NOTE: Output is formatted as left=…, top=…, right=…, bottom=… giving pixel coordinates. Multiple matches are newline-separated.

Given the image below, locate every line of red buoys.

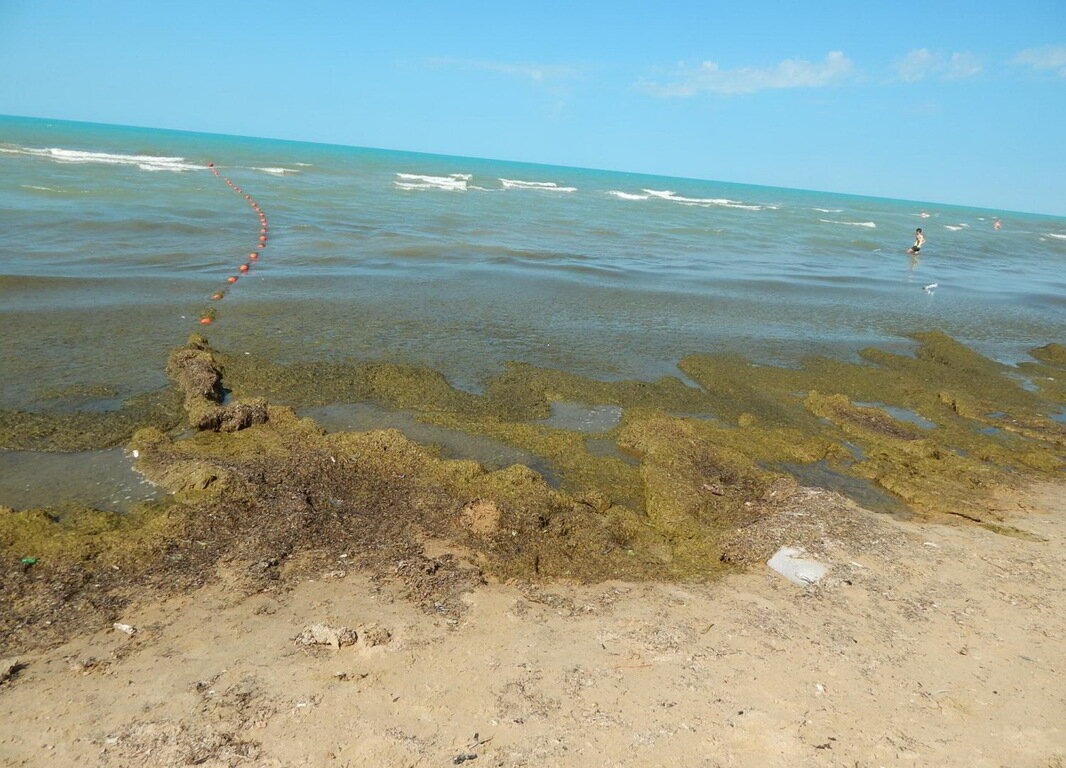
left=199, top=162, right=269, bottom=324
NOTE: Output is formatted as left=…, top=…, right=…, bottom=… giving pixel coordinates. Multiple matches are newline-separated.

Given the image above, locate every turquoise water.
left=2, top=114, right=1065, bottom=415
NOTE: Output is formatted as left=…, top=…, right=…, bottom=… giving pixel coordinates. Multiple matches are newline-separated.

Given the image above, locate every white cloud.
left=894, top=49, right=938, bottom=82
left=637, top=51, right=854, bottom=97
left=1013, top=45, right=1066, bottom=76
left=947, top=52, right=982, bottom=79
left=893, top=49, right=982, bottom=82
left=428, top=57, right=578, bottom=84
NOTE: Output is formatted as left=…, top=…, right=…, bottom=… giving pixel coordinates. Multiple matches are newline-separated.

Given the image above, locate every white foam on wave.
left=1047, top=233, right=1066, bottom=240
left=0, top=144, right=200, bottom=172
left=642, top=188, right=768, bottom=210
left=292, top=162, right=313, bottom=167
left=607, top=190, right=650, bottom=200
left=21, top=184, right=60, bottom=192
left=499, top=178, right=577, bottom=192
left=813, top=207, right=842, bottom=213
left=394, top=173, right=468, bottom=191
left=944, top=225, right=965, bottom=231
left=252, top=166, right=300, bottom=175
left=819, top=219, right=877, bottom=228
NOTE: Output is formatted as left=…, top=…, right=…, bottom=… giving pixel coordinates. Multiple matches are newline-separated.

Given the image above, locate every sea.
left=1, top=115, right=1064, bottom=506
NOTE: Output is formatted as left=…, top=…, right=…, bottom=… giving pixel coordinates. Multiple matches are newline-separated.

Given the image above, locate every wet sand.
left=1, top=483, right=1063, bottom=767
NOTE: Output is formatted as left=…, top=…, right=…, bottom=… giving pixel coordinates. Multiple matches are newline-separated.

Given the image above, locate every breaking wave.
left=0, top=144, right=201, bottom=172
left=819, top=219, right=877, bottom=228
left=394, top=173, right=469, bottom=191
left=499, top=178, right=577, bottom=192
left=641, top=189, right=769, bottom=210
left=252, top=167, right=300, bottom=175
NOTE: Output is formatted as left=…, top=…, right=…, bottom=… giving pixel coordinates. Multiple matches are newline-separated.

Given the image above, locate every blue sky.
left=1, top=0, right=1063, bottom=214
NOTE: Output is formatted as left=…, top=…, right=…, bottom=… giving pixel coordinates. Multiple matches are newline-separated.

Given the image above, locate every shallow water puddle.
left=535, top=402, right=622, bottom=432
left=0, top=448, right=159, bottom=512
left=775, top=460, right=912, bottom=518
left=853, top=402, right=937, bottom=429
left=584, top=437, right=640, bottom=466
left=299, top=402, right=560, bottom=484
left=842, top=441, right=867, bottom=460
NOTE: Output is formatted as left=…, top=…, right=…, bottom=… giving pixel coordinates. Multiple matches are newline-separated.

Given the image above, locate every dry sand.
left=1, top=483, right=1063, bottom=767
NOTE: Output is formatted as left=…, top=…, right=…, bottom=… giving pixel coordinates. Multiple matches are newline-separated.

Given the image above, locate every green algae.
left=0, top=387, right=184, bottom=452
left=3, top=331, right=1065, bottom=586
left=213, top=330, right=1064, bottom=523
left=3, top=331, right=1064, bottom=651
left=0, top=500, right=187, bottom=569
left=1029, top=343, right=1066, bottom=368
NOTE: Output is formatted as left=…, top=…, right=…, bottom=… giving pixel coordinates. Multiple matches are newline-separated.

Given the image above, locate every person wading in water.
left=907, top=228, right=925, bottom=255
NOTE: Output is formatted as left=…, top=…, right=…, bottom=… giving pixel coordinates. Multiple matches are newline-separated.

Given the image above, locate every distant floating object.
left=924, top=283, right=938, bottom=293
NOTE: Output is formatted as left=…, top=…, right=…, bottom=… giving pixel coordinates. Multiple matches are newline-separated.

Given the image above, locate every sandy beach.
left=4, top=7, right=1066, bottom=767
left=2, top=479, right=1063, bottom=767
left=2, top=331, right=1065, bottom=766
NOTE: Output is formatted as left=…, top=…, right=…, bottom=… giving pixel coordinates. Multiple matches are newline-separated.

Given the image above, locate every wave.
left=292, top=162, right=313, bottom=167
left=394, top=173, right=468, bottom=191
left=1047, top=233, right=1066, bottom=240
left=813, top=207, right=842, bottom=213
left=0, top=144, right=200, bottom=172
left=607, top=190, right=650, bottom=200
left=944, top=225, right=965, bottom=231
left=499, top=178, right=577, bottom=192
left=252, top=166, right=299, bottom=175
left=819, top=219, right=877, bottom=228
left=20, top=184, right=61, bottom=192
left=641, top=189, right=768, bottom=210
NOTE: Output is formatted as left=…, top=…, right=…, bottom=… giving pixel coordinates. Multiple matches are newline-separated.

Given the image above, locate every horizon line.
left=2, top=111, right=1062, bottom=220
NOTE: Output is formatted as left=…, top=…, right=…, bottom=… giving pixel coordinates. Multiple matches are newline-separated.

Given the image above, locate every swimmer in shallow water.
left=993, top=218, right=1002, bottom=230
left=907, top=228, right=925, bottom=255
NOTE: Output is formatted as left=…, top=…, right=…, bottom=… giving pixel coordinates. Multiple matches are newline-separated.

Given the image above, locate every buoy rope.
left=198, top=162, right=269, bottom=324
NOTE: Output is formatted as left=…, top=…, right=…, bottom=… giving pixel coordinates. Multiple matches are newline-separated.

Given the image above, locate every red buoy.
left=256, top=243, right=265, bottom=249
left=239, top=264, right=249, bottom=272
left=259, top=235, right=267, bottom=242
left=227, top=276, right=238, bottom=283
left=200, top=317, right=213, bottom=324
left=211, top=292, right=224, bottom=300
left=249, top=253, right=259, bottom=260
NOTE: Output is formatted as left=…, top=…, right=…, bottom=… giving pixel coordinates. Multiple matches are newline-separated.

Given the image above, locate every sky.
left=0, top=0, right=1064, bottom=214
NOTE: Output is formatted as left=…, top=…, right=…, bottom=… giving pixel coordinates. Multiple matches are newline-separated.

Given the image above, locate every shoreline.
left=0, top=332, right=1063, bottom=765
left=1, top=481, right=1063, bottom=766
left=2, top=332, right=1064, bottom=651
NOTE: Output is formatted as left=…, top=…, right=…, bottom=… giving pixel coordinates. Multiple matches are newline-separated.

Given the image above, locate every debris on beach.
left=296, top=624, right=357, bottom=649
left=0, top=657, right=23, bottom=685
left=358, top=624, right=392, bottom=647
left=766, top=547, right=829, bottom=586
